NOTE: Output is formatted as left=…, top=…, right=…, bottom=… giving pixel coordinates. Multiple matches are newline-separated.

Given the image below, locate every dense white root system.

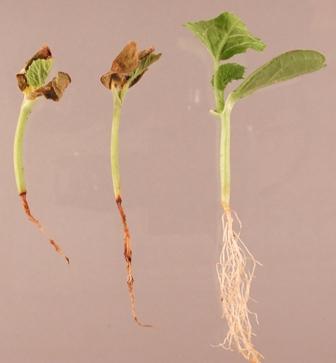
left=216, top=209, right=262, bottom=363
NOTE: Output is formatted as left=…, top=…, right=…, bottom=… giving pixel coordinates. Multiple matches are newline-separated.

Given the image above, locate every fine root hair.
left=216, top=208, right=262, bottom=363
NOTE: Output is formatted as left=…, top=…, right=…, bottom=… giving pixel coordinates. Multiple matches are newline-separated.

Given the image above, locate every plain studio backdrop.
left=0, top=1, right=335, bottom=362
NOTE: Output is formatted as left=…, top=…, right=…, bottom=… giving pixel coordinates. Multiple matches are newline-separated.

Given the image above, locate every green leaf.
left=212, top=63, right=245, bottom=90
left=139, top=52, right=161, bottom=74
left=129, top=52, right=161, bottom=87
left=231, top=50, right=326, bottom=101
left=26, top=58, right=53, bottom=88
left=185, top=12, right=265, bottom=61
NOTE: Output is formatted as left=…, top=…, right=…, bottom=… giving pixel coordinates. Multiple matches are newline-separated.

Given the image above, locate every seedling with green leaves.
left=186, top=12, right=326, bottom=362
left=15, top=46, right=71, bottom=263
left=100, top=41, right=161, bottom=327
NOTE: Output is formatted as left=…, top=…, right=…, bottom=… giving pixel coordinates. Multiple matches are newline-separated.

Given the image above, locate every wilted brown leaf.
left=35, top=72, right=71, bottom=101
left=100, top=41, right=157, bottom=90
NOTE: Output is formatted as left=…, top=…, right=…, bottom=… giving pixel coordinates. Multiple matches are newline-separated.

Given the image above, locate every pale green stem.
left=111, top=90, right=124, bottom=198
left=220, top=96, right=234, bottom=211
left=212, top=57, right=233, bottom=210
left=13, top=97, right=37, bottom=195
left=213, top=59, right=224, bottom=113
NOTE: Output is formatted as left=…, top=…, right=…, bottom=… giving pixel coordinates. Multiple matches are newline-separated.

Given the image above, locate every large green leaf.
left=26, top=58, right=53, bottom=88
left=231, top=50, right=326, bottom=101
left=185, top=12, right=265, bottom=61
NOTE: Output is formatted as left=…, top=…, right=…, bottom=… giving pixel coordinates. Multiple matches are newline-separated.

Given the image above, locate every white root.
left=216, top=209, right=262, bottom=363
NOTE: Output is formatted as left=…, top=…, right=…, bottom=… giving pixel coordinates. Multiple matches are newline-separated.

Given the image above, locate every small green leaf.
left=26, top=58, right=53, bottom=88
left=185, top=12, right=265, bottom=61
left=231, top=50, right=326, bottom=101
left=129, top=52, right=161, bottom=87
left=139, top=52, right=161, bottom=74
left=212, top=63, right=245, bottom=90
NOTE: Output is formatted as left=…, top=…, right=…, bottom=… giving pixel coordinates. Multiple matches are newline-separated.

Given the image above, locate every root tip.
left=134, top=317, right=153, bottom=328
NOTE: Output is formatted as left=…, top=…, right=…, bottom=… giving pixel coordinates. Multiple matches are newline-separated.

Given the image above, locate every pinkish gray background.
left=0, top=0, right=335, bottom=362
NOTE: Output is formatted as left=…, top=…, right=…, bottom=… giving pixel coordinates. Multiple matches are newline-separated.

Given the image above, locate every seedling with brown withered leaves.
left=14, top=46, right=71, bottom=263
left=100, top=41, right=161, bottom=326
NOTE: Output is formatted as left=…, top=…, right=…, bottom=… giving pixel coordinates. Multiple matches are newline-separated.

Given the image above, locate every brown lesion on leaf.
left=115, top=195, right=152, bottom=328
left=100, top=41, right=161, bottom=90
left=19, top=192, right=70, bottom=264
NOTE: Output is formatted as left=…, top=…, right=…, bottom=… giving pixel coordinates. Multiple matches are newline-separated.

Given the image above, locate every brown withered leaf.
left=16, top=46, right=52, bottom=92
left=25, top=46, right=52, bottom=70
left=16, top=73, right=28, bottom=92
left=112, top=41, right=139, bottom=74
left=101, top=42, right=138, bottom=89
left=138, top=47, right=155, bottom=60
left=100, top=42, right=157, bottom=90
left=34, top=72, right=71, bottom=101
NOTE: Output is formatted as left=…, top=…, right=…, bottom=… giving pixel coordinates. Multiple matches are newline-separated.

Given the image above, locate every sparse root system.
left=216, top=208, right=262, bottom=363
left=116, top=196, right=151, bottom=328
left=19, top=192, right=70, bottom=264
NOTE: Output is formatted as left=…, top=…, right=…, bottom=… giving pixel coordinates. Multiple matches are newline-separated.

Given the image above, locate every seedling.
left=185, top=12, right=326, bottom=362
left=100, top=41, right=161, bottom=326
left=14, top=46, right=71, bottom=263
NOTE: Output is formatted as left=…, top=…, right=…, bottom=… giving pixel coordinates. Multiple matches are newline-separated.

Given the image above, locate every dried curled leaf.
left=34, top=72, right=71, bottom=101
left=16, top=73, right=28, bottom=92
left=25, top=46, right=52, bottom=68
left=100, top=41, right=161, bottom=90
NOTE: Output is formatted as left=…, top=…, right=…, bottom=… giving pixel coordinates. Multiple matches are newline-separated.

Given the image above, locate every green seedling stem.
left=186, top=11, right=326, bottom=362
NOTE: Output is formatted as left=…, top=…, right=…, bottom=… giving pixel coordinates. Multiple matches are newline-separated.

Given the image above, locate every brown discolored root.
left=19, top=192, right=70, bottom=264
left=215, top=208, right=262, bottom=363
left=115, top=195, right=151, bottom=328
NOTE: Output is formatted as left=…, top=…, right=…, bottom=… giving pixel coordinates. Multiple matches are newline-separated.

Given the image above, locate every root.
left=215, top=208, right=262, bottom=363
left=19, top=192, right=70, bottom=264
left=115, top=196, right=151, bottom=328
